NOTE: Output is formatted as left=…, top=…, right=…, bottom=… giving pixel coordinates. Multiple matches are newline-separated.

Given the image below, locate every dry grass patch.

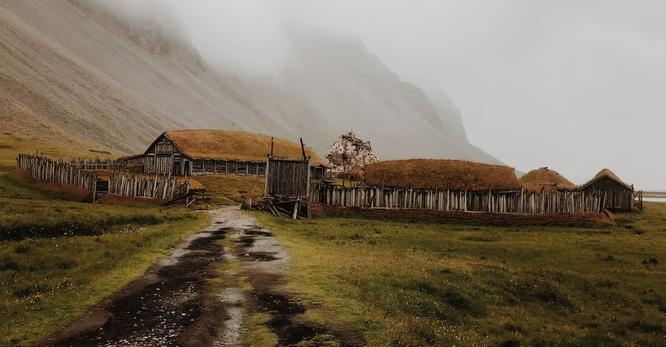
left=164, top=130, right=321, bottom=163
left=195, top=174, right=265, bottom=206
left=365, top=159, right=520, bottom=190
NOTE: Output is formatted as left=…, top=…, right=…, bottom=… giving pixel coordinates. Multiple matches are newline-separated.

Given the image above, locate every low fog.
left=98, top=0, right=665, bottom=190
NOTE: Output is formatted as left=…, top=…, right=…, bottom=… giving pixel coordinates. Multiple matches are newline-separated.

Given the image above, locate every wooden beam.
left=270, top=137, right=275, bottom=157
left=300, top=138, right=306, bottom=160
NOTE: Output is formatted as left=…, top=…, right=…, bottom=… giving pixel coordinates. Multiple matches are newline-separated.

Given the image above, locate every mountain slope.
left=0, top=0, right=498, bottom=163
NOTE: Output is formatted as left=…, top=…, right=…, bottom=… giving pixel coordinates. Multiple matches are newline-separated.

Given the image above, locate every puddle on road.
left=232, top=220, right=365, bottom=347
left=48, top=228, right=228, bottom=347
left=44, top=207, right=364, bottom=347
left=243, top=251, right=279, bottom=262
left=244, top=228, right=273, bottom=237
left=234, top=235, right=256, bottom=246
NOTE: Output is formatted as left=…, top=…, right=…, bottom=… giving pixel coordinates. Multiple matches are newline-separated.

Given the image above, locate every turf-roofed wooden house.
left=578, top=169, right=635, bottom=211
left=125, top=130, right=322, bottom=177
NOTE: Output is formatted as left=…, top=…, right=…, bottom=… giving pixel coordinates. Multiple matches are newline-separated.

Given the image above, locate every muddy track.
left=39, top=207, right=363, bottom=347
left=228, top=210, right=365, bottom=347
left=43, top=225, right=229, bottom=347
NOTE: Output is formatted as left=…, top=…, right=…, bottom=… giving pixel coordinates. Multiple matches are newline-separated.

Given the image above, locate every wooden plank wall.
left=604, top=190, right=633, bottom=211
left=191, top=159, right=266, bottom=176
left=142, top=155, right=176, bottom=175
left=16, top=154, right=98, bottom=194
left=314, top=185, right=607, bottom=214
left=266, top=158, right=310, bottom=198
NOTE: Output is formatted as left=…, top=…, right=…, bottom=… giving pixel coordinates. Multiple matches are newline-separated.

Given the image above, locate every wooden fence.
left=69, top=158, right=126, bottom=171
left=17, top=154, right=190, bottom=202
left=191, top=159, right=267, bottom=176
left=315, top=185, right=608, bottom=214
left=108, top=173, right=189, bottom=200
left=17, top=154, right=99, bottom=196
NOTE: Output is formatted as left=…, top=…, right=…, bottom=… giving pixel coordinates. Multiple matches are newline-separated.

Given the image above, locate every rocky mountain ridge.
left=0, top=0, right=499, bottom=164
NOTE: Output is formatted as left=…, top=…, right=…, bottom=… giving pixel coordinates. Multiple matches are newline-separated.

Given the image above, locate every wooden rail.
left=313, top=185, right=608, bottom=214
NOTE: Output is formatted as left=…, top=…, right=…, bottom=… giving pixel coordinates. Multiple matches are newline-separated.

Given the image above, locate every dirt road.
left=41, top=207, right=362, bottom=347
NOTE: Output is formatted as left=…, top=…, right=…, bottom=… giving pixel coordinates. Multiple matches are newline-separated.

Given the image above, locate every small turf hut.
left=364, top=159, right=521, bottom=191
left=519, top=167, right=576, bottom=192
left=129, top=130, right=321, bottom=176
left=578, top=169, right=634, bottom=212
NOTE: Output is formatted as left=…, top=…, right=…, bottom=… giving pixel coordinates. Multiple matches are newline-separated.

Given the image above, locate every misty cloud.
left=95, top=0, right=665, bottom=190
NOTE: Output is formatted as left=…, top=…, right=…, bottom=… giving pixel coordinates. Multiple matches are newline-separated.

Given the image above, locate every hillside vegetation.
left=257, top=205, right=666, bottom=346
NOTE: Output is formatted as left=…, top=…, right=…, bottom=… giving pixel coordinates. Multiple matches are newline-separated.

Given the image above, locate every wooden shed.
left=364, top=159, right=521, bottom=191
left=519, top=167, right=576, bottom=192
left=578, top=169, right=634, bottom=211
left=128, top=130, right=321, bottom=176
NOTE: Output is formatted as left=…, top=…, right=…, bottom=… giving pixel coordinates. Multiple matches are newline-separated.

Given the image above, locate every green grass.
left=256, top=204, right=666, bottom=346
left=0, top=170, right=197, bottom=240
left=217, top=235, right=278, bottom=347
left=0, top=215, right=207, bottom=346
left=194, top=174, right=265, bottom=206
left=0, top=141, right=209, bottom=346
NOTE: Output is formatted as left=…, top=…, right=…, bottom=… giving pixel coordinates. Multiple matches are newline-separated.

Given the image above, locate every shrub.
left=642, top=257, right=658, bottom=266
left=510, top=271, right=572, bottom=307
left=603, top=255, right=616, bottom=262
left=13, top=284, right=50, bottom=299
left=0, top=257, right=20, bottom=271
left=628, top=320, right=663, bottom=333
left=13, top=244, right=33, bottom=254
left=55, top=260, right=77, bottom=270
left=461, top=233, right=502, bottom=242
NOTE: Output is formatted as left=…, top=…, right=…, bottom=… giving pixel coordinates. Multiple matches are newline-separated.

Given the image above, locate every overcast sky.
left=107, top=0, right=666, bottom=190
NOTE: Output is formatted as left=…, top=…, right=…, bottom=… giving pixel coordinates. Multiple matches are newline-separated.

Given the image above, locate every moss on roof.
left=161, top=130, right=321, bottom=164
left=580, top=168, right=633, bottom=191
left=364, top=159, right=520, bottom=191
left=519, top=167, right=576, bottom=192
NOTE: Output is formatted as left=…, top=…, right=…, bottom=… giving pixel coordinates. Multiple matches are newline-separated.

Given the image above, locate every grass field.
left=0, top=141, right=209, bottom=346
left=3, top=137, right=665, bottom=346
left=256, top=204, right=666, bottom=346
left=194, top=174, right=265, bottom=206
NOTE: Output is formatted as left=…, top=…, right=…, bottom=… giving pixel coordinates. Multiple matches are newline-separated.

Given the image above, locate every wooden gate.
left=264, top=157, right=310, bottom=218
